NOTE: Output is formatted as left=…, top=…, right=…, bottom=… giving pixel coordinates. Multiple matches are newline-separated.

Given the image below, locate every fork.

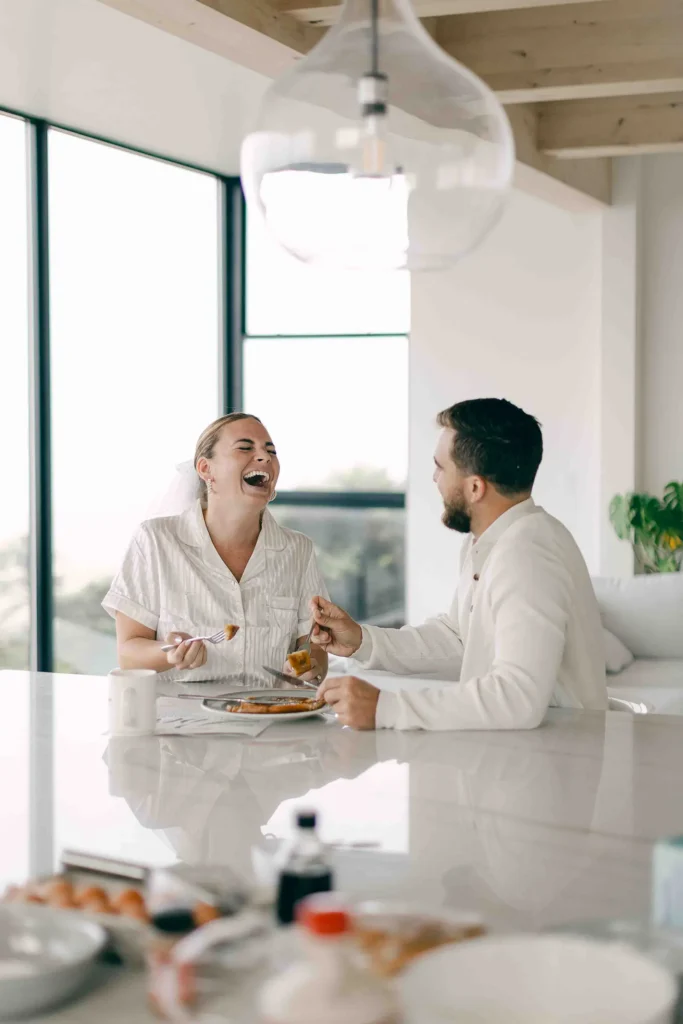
left=299, top=597, right=325, bottom=653
left=161, top=629, right=227, bottom=653
left=298, top=621, right=315, bottom=655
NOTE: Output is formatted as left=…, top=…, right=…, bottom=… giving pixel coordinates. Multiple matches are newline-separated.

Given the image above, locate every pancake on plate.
left=227, top=696, right=326, bottom=715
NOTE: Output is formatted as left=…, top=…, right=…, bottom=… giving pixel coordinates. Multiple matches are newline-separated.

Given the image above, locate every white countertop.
left=2, top=669, right=683, bottom=1020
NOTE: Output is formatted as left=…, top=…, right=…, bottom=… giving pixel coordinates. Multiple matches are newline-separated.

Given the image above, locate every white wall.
left=598, top=157, right=640, bottom=579
left=0, top=0, right=267, bottom=172
left=639, top=154, right=683, bottom=497
left=407, top=148, right=683, bottom=618
left=408, top=193, right=603, bottom=623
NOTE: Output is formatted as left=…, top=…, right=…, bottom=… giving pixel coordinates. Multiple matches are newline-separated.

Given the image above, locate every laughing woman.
left=102, top=414, right=328, bottom=686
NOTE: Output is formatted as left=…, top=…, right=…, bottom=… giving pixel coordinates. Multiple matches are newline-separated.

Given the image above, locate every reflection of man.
left=314, top=398, right=607, bottom=731
left=380, top=724, right=614, bottom=926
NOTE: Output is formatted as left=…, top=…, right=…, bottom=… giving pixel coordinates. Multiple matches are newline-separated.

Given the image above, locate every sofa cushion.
left=603, top=628, right=634, bottom=674
left=610, top=659, right=683, bottom=689
left=593, top=574, right=683, bottom=658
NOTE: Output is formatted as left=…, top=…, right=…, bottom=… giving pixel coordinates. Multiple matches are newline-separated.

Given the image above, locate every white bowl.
left=0, top=905, right=106, bottom=1018
left=399, top=934, right=677, bottom=1024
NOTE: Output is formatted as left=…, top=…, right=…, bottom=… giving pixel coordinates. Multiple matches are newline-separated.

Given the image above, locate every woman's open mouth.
left=243, top=470, right=270, bottom=491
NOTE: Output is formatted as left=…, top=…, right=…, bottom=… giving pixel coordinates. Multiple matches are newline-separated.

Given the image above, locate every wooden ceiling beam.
left=435, top=0, right=683, bottom=104
left=96, top=0, right=612, bottom=207
left=508, top=104, right=611, bottom=206
left=539, top=92, right=683, bottom=157
left=275, top=0, right=609, bottom=26
left=97, top=0, right=320, bottom=76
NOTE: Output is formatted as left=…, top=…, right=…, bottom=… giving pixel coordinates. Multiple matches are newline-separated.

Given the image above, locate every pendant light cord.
left=370, top=0, right=380, bottom=76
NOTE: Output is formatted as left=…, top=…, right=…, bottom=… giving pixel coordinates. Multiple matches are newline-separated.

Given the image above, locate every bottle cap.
left=296, top=811, right=317, bottom=829
left=151, top=907, right=195, bottom=934
left=299, top=903, right=349, bottom=936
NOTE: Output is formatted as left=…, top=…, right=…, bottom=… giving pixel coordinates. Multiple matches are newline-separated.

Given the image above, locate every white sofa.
left=594, top=574, right=683, bottom=715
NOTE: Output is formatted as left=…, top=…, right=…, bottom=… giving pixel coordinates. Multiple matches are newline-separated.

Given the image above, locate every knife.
left=263, top=666, right=319, bottom=689
left=174, top=692, right=301, bottom=706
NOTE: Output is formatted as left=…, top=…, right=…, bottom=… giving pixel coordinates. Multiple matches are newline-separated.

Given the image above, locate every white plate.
left=202, top=688, right=327, bottom=723
left=399, top=934, right=677, bottom=1024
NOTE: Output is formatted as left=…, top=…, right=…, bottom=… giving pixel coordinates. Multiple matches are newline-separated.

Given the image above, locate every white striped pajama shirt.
left=102, top=500, right=328, bottom=687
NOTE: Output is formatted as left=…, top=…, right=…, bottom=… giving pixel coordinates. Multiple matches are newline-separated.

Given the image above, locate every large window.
left=243, top=335, right=408, bottom=492
left=0, top=113, right=31, bottom=669
left=0, top=107, right=409, bottom=674
left=49, top=131, right=221, bottom=673
left=244, top=214, right=409, bottom=625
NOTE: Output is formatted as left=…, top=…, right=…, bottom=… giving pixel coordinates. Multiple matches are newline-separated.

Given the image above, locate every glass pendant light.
left=240, top=0, right=515, bottom=272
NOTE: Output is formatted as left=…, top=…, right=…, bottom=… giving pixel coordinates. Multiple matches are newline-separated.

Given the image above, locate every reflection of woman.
left=102, top=414, right=328, bottom=685
left=105, top=725, right=367, bottom=876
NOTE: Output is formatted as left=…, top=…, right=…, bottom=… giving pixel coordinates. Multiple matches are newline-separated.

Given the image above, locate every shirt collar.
left=470, top=497, right=538, bottom=573
left=176, top=501, right=288, bottom=553
left=175, top=500, right=205, bottom=547
left=259, top=509, right=288, bottom=552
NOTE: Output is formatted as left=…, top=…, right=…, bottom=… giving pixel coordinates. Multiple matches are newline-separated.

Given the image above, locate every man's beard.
left=442, top=490, right=471, bottom=533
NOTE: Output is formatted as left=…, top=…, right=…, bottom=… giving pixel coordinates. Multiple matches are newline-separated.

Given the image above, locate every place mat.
left=156, top=713, right=271, bottom=737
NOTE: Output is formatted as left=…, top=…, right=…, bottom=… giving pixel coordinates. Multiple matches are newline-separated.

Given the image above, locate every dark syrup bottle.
left=276, top=810, right=333, bottom=925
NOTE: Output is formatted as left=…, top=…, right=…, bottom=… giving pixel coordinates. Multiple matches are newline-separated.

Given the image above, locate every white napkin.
left=156, top=713, right=271, bottom=737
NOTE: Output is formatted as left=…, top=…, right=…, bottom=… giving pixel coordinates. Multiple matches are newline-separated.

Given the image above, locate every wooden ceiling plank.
left=275, top=0, right=609, bottom=26
left=96, top=0, right=613, bottom=206
left=539, top=91, right=683, bottom=157
left=508, top=103, right=611, bottom=206
left=437, top=0, right=683, bottom=103
left=98, top=0, right=320, bottom=75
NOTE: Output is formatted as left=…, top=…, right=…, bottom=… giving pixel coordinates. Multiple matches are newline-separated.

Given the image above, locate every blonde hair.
left=194, top=413, right=262, bottom=508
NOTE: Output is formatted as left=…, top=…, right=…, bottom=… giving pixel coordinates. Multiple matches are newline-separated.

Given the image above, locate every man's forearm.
left=354, top=616, right=464, bottom=679
left=375, top=665, right=552, bottom=731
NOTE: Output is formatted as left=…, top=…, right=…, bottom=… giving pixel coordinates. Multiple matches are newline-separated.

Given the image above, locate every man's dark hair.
left=437, top=398, right=543, bottom=497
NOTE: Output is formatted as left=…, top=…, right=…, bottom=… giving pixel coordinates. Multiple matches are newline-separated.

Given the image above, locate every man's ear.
left=468, top=475, right=487, bottom=504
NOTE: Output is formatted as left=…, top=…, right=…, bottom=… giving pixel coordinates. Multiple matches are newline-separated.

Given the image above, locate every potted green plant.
left=609, top=482, right=683, bottom=573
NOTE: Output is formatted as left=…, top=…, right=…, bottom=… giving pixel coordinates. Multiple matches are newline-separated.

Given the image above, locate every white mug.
left=108, top=668, right=158, bottom=736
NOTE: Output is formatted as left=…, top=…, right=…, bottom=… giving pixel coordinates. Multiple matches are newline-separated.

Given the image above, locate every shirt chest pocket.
left=268, top=596, right=299, bottom=642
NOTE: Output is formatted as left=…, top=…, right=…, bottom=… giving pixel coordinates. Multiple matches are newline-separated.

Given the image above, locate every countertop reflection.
left=4, top=670, right=683, bottom=931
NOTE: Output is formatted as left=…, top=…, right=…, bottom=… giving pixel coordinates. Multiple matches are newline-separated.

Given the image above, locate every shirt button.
left=473, top=574, right=480, bottom=582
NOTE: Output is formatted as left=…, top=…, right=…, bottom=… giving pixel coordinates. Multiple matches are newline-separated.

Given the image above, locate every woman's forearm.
left=118, top=637, right=169, bottom=673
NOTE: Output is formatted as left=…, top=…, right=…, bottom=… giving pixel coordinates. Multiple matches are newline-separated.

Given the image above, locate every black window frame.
left=1, top=102, right=406, bottom=673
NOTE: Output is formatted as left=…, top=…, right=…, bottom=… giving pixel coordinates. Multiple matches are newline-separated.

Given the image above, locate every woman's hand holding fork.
left=163, top=632, right=208, bottom=671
